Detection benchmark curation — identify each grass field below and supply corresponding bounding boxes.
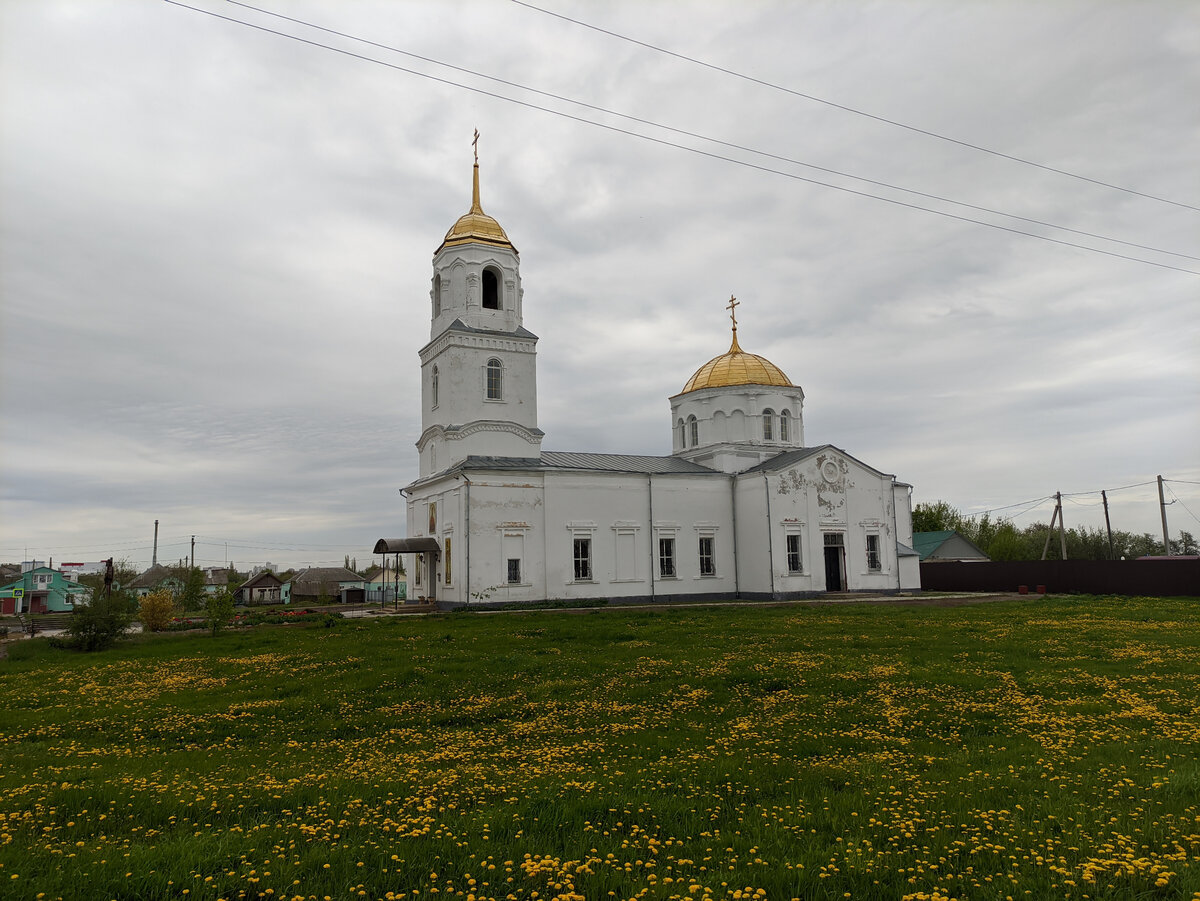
[1,596,1198,901]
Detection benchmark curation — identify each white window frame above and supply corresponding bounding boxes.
[573,536,593,582]
[762,408,774,441]
[698,534,716,577]
[866,533,882,572]
[780,409,790,442]
[785,532,803,574]
[656,526,680,580]
[485,358,503,401]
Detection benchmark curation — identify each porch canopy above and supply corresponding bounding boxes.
[373,537,441,554]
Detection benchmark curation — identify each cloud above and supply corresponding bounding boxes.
[2,0,1197,568]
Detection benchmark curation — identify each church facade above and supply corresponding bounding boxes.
[377,154,920,605]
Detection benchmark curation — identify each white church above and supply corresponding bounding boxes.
[375,150,920,605]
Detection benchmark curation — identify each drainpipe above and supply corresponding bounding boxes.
[730,473,740,599]
[647,474,655,603]
[763,473,776,598]
[890,479,900,591]
[463,475,471,606]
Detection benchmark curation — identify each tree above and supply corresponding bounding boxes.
[138,589,177,632]
[205,588,235,637]
[178,566,206,611]
[1171,530,1197,555]
[912,501,965,534]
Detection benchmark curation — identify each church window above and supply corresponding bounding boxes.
[780,409,790,442]
[658,537,676,578]
[431,365,439,408]
[433,273,442,317]
[573,537,592,581]
[677,419,686,449]
[866,534,882,571]
[762,409,774,441]
[698,536,715,576]
[786,534,803,574]
[415,554,423,587]
[503,530,525,585]
[486,358,503,400]
[688,415,698,447]
[482,267,500,309]
[444,538,452,585]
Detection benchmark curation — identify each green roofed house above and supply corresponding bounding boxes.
[1,567,91,614]
[912,530,990,562]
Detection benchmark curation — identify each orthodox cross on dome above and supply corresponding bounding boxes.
[473,128,480,165]
[725,295,743,353]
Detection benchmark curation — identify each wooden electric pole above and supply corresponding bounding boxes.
[1157,475,1171,555]
[1101,490,1114,559]
[1040,494,1065,561]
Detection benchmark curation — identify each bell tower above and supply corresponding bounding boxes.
[416,136,542,477]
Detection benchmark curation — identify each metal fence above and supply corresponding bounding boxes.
[919,558,1200,596]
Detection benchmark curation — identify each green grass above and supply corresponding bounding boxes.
[1,596,1198,901]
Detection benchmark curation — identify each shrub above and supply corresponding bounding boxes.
[137,589,177,632]
[56,592,133,652]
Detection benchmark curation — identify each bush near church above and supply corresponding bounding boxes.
[137,588,177,632]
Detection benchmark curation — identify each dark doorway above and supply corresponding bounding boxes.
[823,533,845,591]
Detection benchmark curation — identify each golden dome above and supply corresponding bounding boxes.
[680,328,794,394]
[436,162,517,255]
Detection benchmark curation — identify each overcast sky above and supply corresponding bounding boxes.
[2,0,1197,572]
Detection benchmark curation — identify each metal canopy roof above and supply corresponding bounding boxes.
[373,537,441,554]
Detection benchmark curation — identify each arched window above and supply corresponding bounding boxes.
[431,365,439,408]
[486,358,503,400]
[678,419,686,449]
[432,273,442,317]
[688,414,699,447]
[762,409,774,441]
[482,268,500,310]
[779,409,790,442]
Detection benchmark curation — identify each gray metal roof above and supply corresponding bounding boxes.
[452,452,720,475]
[740,444,894,480]
[444,318,538,341]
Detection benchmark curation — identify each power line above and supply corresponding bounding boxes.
[160,1,1200,276]
[1165,484,1200,528]
[1063,479,1157,497]
[510,0,1200,214]
[225,0,1199,264]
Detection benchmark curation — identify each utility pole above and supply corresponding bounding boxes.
[1057,491,1067,560]
[1157,475,1171,556]
[1041,493,1067,560]
[152,519,159,566]
[191,535,196,570]
[1101,491,1114,559]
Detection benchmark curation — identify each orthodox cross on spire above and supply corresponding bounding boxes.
[472,128,480,165]
[726,295,740,330]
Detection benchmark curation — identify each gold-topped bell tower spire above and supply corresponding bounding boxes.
[437,130,517,255]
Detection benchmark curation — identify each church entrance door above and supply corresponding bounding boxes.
[823,533,845,591]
